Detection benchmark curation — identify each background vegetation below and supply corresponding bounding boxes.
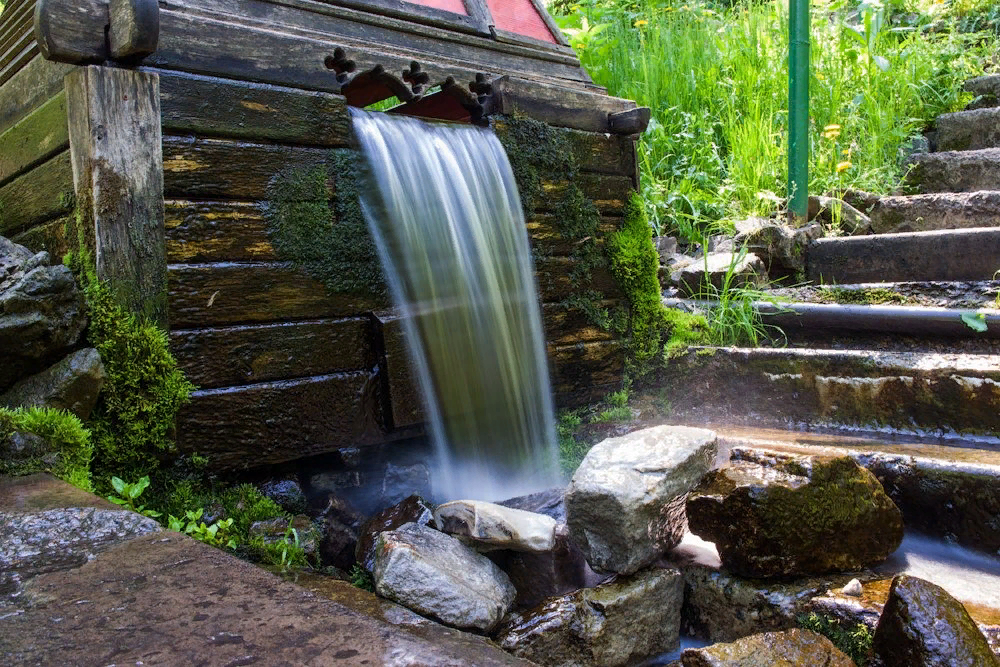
[553,0,999,240]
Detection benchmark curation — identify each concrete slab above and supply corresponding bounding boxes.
[0,475,534,666]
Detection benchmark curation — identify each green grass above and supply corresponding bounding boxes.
[555,0,997,240]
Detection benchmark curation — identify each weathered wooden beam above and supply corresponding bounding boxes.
[0,91,68,187]
[549,340,624,407]
[541,302,615,346]
[608,107,652,135]
[535,256,622,302]
[66,66,167,326]
[167,262,385,328]
[490,75,636,134]
[164,200,275,264]
[34,0,108,64]
[169,317,372,389]
[157,70,351,147]
[0,54,72,135]
[0,39,37,88]
[536,176,634,216]
[109,0,159,60]
[0,149,73,236]
[526,213,620,254]
[372,310,423,429]
[11,214,72,257]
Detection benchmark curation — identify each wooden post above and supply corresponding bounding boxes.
[65,65,167,328]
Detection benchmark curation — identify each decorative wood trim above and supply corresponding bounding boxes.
[66,66,167,327]
[528,0,570,47]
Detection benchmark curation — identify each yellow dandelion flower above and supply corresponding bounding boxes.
[574,43,586,50]
[824,124,841,132]
[634,19,649,27]
[842,149,851,156]
[836,161,852,173]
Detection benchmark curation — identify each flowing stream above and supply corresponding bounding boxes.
[352,109,560,501]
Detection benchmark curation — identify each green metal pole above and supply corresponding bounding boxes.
[788,0,810,224]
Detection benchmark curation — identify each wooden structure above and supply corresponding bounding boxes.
[0,0,648,470]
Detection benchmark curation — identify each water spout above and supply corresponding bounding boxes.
[352,109,560,501]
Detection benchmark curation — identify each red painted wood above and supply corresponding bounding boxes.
[486,0,557,43]
[404,0,468,15]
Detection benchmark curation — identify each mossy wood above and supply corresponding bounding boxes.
[0,90,67,186]
[0,150,73,236]
[0,55,71,134]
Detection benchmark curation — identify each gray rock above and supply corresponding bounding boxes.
[356,494,434,573]
[809,195,872,235]
[874,574,1000,667]
[381,461,431,506]
[566,425,717,575]
[937,107,1000,152]
[435,500,556,552]
[374,522,516,632]
[488,524,590,608]
[495,566,684,667]
[0,239,88,392]
[736,220,823,276]
[654,236,679,263]
[671,251,765,297]
[258,478,308,515]
[1,348,105,420]
[906,148,1000,194]
[680,629,855,666]
[869,190,1000,234]
[318,515,357,570]
[499,486,566,523]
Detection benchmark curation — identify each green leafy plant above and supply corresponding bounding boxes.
[249,520,309,573]
[108,475,162,518]
[961,310,988,333]
[350,564,375,592]
[591,388,633,423]
[798,612,874,665]
[557,410,589,478]
[168,508,238,549]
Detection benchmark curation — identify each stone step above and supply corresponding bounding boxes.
[759,280,1000,311]
[869,190,1000,234]
[806,227,1000,283]
[937,107,1000,152]
[650,346,1000,436]
[964,74,1000,108]
[905,148,1000,194]
[715,427,1000,556]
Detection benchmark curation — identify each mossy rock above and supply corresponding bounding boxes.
[686,455,904,578]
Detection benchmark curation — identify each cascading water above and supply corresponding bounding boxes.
[351,109,560,501]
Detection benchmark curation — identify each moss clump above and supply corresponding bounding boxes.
[797,613,873,666]
[266,152,388,302]
[218,483,286,540]
[0,406,93,490]
[826,287,907,305]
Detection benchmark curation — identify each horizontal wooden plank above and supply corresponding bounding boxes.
[536,255,622,302]
[167,261,386,327]
[491,75,635,135]
[169,317,372,388]
[165,200,274,263]
[157,69,352,146]
[537,176,634,216]
[0,2,34,63]
[0,150,74,236]
[527,213,620,254]
[541,302,615,346]
[10,214,72,258]
[373,310,423,429]
[0,54,73,135]
[0,91,68,186]
[174,371,383,469]
[548,340,624,407]
[0,39,37,89]
[162,136,331,199]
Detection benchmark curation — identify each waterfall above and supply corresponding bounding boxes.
[351,109,560,502]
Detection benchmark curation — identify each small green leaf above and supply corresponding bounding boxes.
[108,496,128,506]
[111,477,126,494]
[961,311,988,333]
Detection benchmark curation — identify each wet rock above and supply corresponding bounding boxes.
[655,236,679,263]
[735,219,822,277]
[495,566,683,667]
[0,240,87,392]
[488,524,590,608]
[566,425,717,575]
[1,348,105,420]
[680,629,855,666]
[686,455,903,577]
[257,478,307,515]
[874,574,1000,667]
[374,522,516,632]
[499,486,566,523]
[435,500,556,553]
[671,251,765,297]
[356,494,434,573]
[381,461,431,506]
[318,516,357,570]
[249,514,319,560]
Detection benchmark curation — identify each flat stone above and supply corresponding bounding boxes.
[687,455,903,577]
[1,347,106,420]
[809,195,872,235]
[869,191,1000,234]
[566,425,717,575]
[435,500,556,552]
[374,522,516,632]
[495,566,684,667]
[355,494,434,573]
[671,251,765,297]
[874,574,1000,667]
[906,148,1000,194]
[937,107,1000,152]
[499,486,566,523]
[680,629,855,666]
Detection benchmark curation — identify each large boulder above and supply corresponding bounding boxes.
[355,494,433,573]
[435,500,556,552]
[0,240,87,392]
[495,566,683,667]
[1,347,105,420]
[566,425,717,575]
[874,574,1000,667]
[374,522,516,632]
[488,524,591,608]
[686,455,903,577]
[680,629,855,666]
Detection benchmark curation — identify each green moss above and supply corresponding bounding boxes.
[797,612,873,666]
[0,406,93,491]
[826,287,907,305]
[218,483,286,540]
[265,152,388,302]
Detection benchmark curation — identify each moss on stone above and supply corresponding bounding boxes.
[0,406,93,491]
[265,151,388,303]
[826,287,907,305]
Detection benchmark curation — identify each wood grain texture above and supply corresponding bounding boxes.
[373,310,423,429]
[165,200,274,263]
[169,317,371,388]
[541,302,615,346]
[157,69,351,146]
[491,75,636,134]
[548,340,624,407]
[0,150,73,236]
[0,54,72,135]
[0,39,37,89]
[10,214,72,257]
[0,91,68,187]
[66,66,167,326]
[526,213,620,254]
[167,262,385,328]
[34,0,108,63]
[109,0,159,59]
[174,371,384,469]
